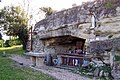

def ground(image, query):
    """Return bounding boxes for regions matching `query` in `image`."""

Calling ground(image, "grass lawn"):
[0,45,24,55]
[0,45,55,80]
[0,56,54,80]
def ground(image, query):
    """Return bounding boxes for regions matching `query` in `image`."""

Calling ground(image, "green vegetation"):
[0,39,22,48]
[104,0,116,9]
[112,37,120,40]
[94,0,120,17]
[0,6,29,50]
[0,40,4,47]
[0,56,54,80]
[3,39,22,47]
[0,45,24,55]
[115,55,120,61]
[40,7,55,18]
[0,46,54,80]
[78,64,112,80]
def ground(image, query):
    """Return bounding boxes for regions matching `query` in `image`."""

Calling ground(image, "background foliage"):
[0,6,29,50]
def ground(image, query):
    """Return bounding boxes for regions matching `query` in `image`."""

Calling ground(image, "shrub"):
[8,39,22,47]
[15,39,22,45]
[0,40,4,47]
[4,40,11,47]
[115,55,120,61]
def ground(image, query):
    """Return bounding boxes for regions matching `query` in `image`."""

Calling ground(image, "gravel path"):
[10,55,93,80]
[9,55,32,66]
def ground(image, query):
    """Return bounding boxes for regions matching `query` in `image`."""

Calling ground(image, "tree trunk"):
[18,30,28,51]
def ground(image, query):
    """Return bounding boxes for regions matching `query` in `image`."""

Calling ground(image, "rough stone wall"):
[32,35,44,53]
[95,15,120,39]
[34,6,90,32]
[90,39,120,53]
[43,44,75,56]
[32,0,120,53]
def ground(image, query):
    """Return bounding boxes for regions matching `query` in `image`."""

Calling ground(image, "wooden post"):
[30,26,32,51]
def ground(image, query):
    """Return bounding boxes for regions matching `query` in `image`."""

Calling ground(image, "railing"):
[60,54,84,66]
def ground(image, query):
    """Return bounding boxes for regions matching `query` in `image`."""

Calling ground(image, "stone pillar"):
[30,56,36,66]
[36,57,45,67]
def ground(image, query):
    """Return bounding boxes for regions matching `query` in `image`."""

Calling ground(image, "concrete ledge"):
[25,52,45,58]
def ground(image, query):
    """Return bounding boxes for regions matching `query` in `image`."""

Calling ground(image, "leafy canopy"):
[0,6,29,50]
[0,6,29,36]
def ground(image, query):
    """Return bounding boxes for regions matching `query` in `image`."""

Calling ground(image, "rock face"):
[111,70,120,80]
[31,1,120,54]
[90,39,120,53]
[34,6,91,40]
[32,37,44,53]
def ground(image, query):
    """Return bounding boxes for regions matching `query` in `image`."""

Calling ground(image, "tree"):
[0,33,2,40]
[0,6,29,50]
[40,7,55,18]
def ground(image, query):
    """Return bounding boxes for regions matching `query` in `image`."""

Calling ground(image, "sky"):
[0,0,93,10]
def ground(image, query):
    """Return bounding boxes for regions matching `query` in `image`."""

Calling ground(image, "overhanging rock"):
[31,0,120,53]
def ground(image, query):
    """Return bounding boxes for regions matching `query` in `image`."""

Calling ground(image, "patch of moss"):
[104,1,116,9]
[115,55,120,61]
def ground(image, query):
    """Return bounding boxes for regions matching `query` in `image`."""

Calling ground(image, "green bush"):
[0,40,4,47]
[4,40,11,47]
[3,39,22,47]
[115,55,120,61]
[14,39,22,45]
[9,40,15,46]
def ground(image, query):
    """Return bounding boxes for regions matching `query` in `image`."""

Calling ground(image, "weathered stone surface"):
[36,24,89,40]
[32,36,44,53]
[93,67,100,77]
[111,70,120,80]
[32,0,120,53]
[34,6,90,32]
[89,39,120,53]
[33,2,120,40]
[29,2,120,80]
